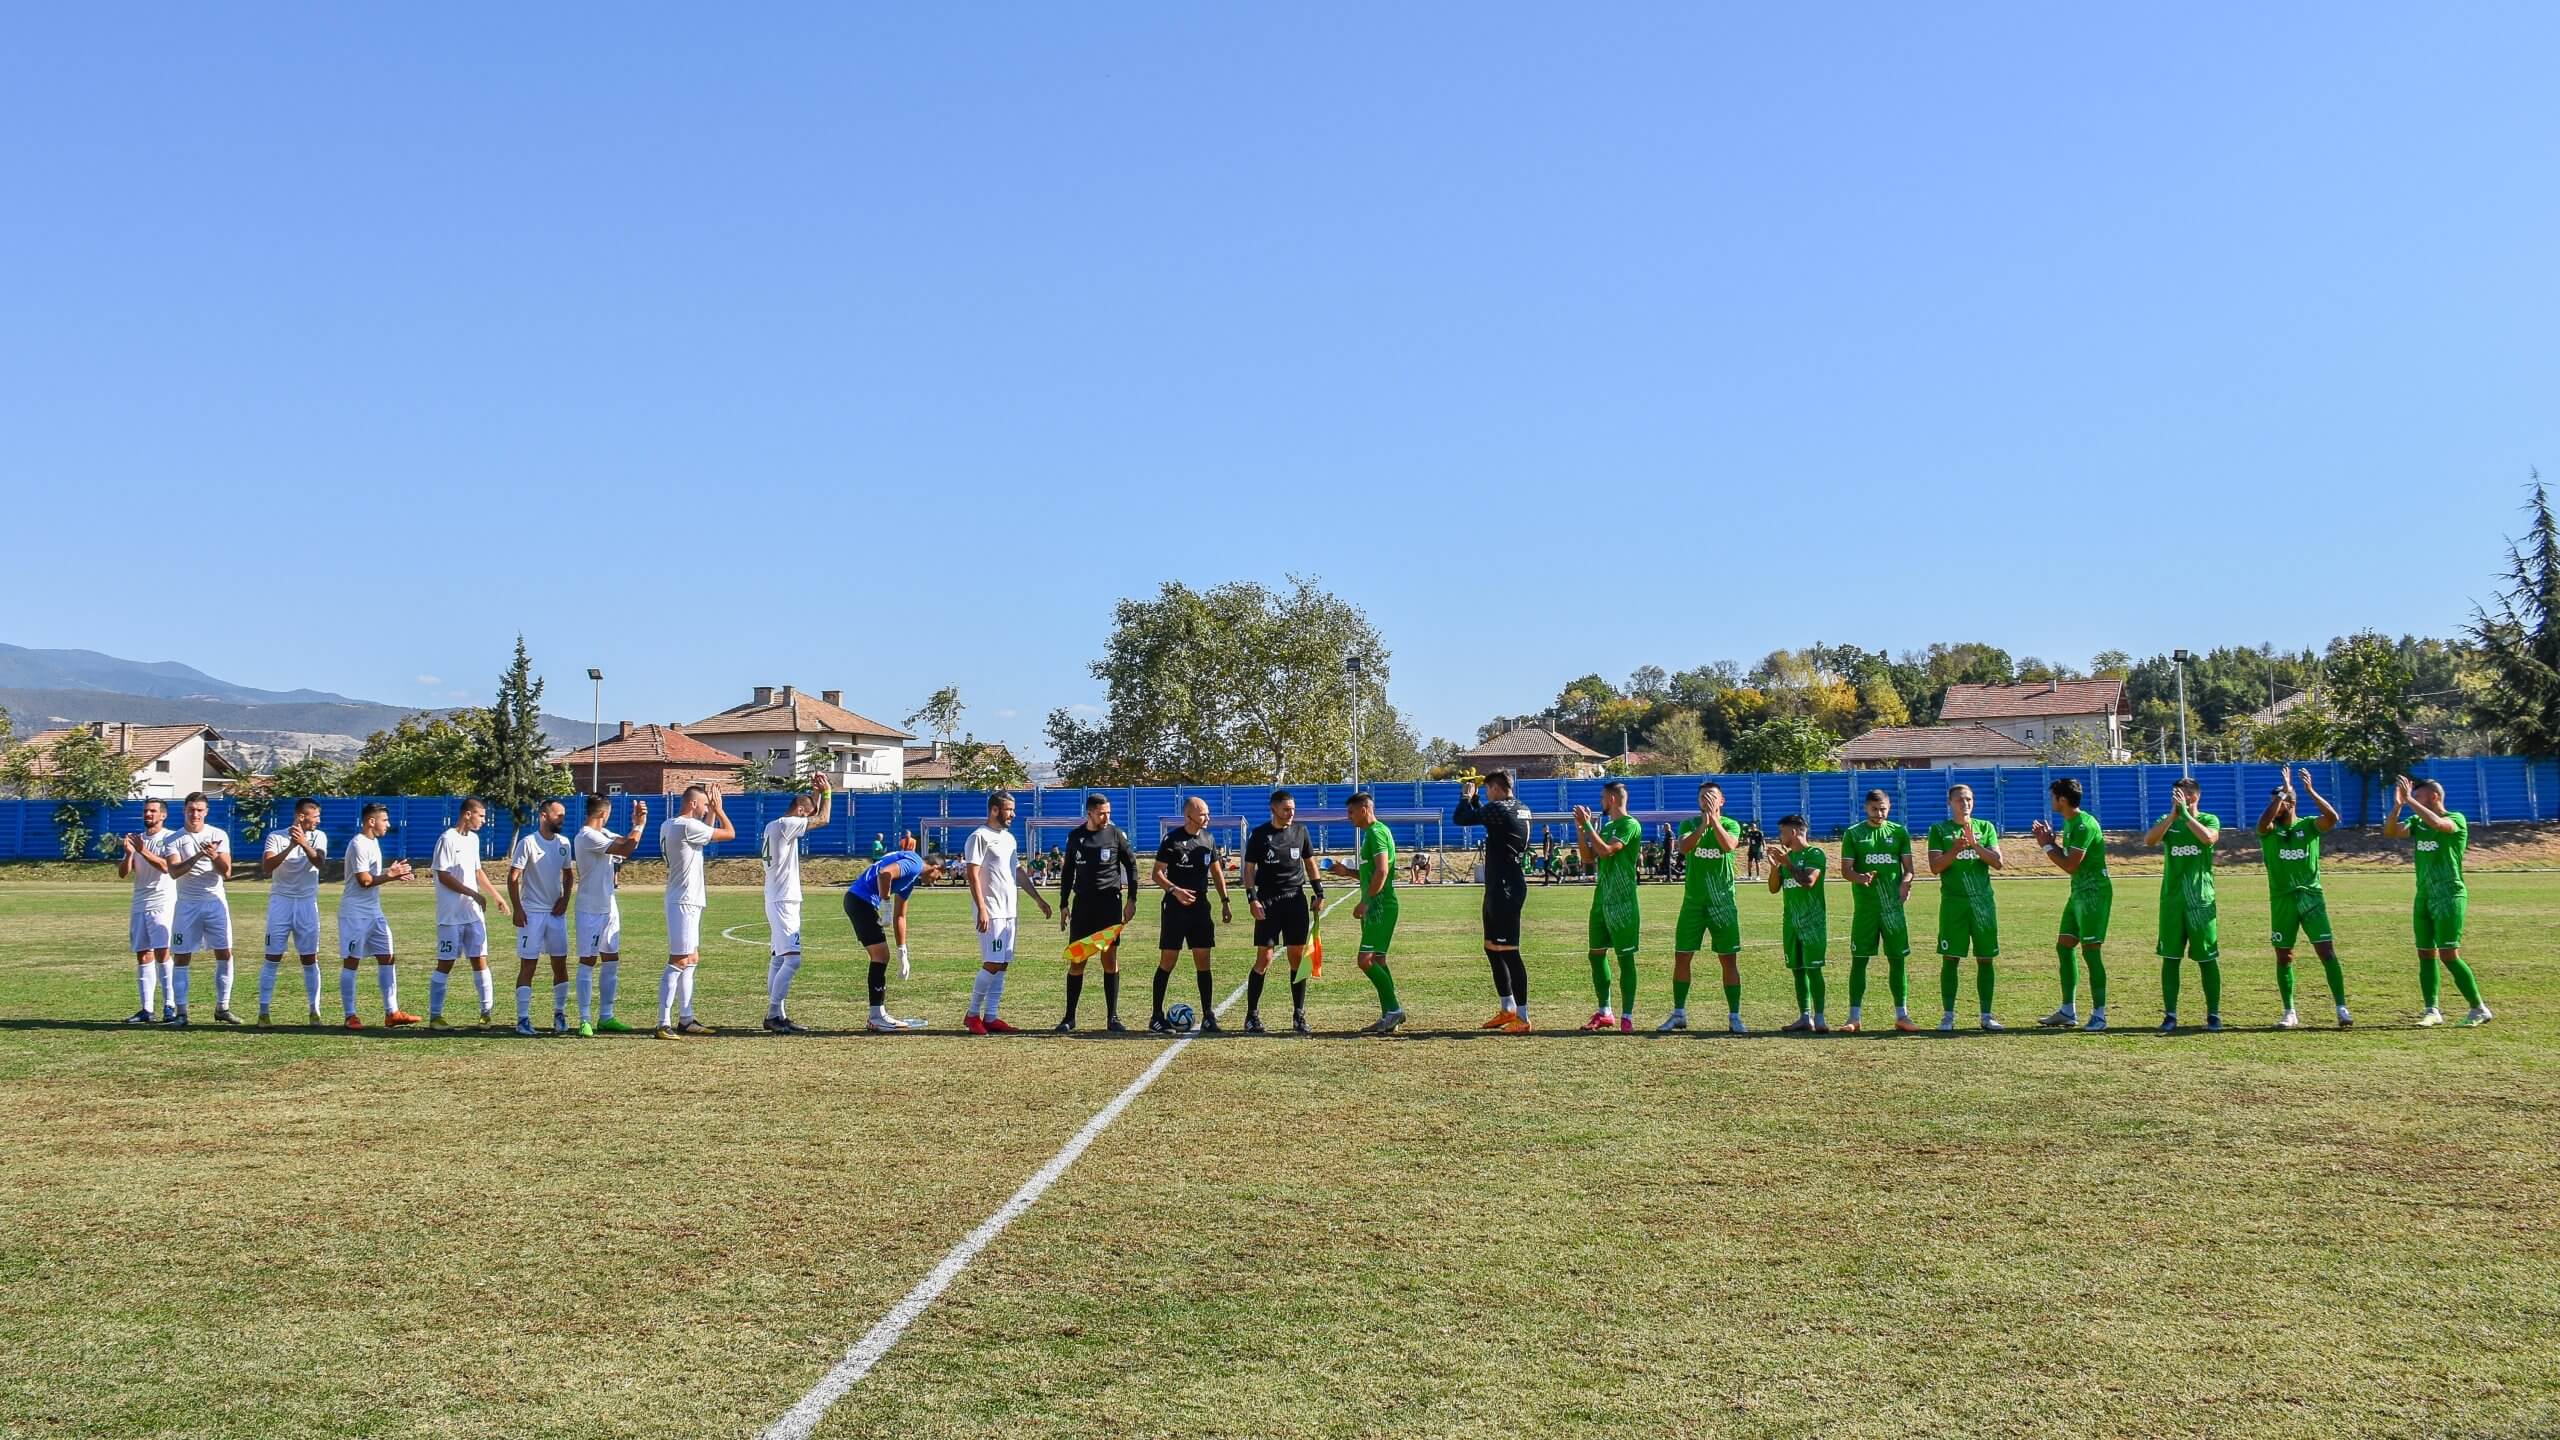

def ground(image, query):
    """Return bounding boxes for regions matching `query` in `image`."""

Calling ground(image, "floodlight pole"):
[2171,649,2192,776]
[1344,653,1365,791]
[586,668,603,795]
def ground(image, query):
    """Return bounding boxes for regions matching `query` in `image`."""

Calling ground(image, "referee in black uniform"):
[1054,793,1138,1032]
[1149,796,1231,1034]
[1240,788,1321,1035]
[1455,770,1533,1029]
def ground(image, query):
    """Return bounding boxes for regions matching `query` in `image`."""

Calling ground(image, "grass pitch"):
[0,871,2553,1439]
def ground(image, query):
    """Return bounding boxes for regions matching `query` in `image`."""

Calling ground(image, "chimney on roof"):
[753,686,775,706]
[781,685,796,703]
[2049,677,2060,694]
[822,690,842,707]
[618,720,633,741]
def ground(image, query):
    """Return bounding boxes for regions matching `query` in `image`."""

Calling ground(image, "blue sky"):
[5,4,2554,758]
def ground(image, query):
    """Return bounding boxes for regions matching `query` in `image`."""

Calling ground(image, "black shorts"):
[1482,875,1527,946]
[844,889,888,948]
[1068,894,1125,947]
[1253,892,1311,948]
[1159,900,1215,952]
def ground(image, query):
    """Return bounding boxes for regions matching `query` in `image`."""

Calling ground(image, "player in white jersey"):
[656,784,734,1038]
[338,801,420,1027]
[572,794,646,1035]
[164,791,238,1025]
[117,799,179,1023]
[257,797,330,1025]
[962,791,1055,1035]
[429,798,510,1026]
[759,773,834,1034]
[507,798,576,1037]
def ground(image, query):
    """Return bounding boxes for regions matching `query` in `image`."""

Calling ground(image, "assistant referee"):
[1054,793,1138,1032]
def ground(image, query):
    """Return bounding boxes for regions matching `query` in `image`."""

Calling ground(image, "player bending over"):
[1054,793,1138,1032]
[2386,775,2490,1027]
[843,847,945,1031]
[1839,788,1916,1033]
[1454,771,1533,1031]
[506,799,576,1036]
[1241,790,1322,1035]
[1666,782,1746,1034]
[165,792,238,1026]
[1576,781,1643,1032]
[2029,777,2113,1031]
[118,799,177,1024]
[964,792,1054,1034]
[1926,784,2005,1032]
[257,798,330,1025]
[1149,796,1231,1034]
[759,775,834,1033]
[2144,777,2223,1034]
[1319,792,1407,1035]
[2258,769,2350,1029]
[1769,815,1831,1032]
[656,785,735,1039]
[336,802,419,1027]
[572,796,645,1034]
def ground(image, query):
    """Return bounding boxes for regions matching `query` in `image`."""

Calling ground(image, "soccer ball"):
[1166,1003,1196,1032]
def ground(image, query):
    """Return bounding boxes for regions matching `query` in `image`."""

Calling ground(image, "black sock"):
[1506,951,1530,1008]
[1485,946,1508,1001]
[866,961,887,1007]
[1291,974,1307,1014]
[1063,971,1084,1022]
[1151,966,1170,1019]
[1247,968,1267,1018]
[1103,970,1121,1020]
[1195,966,1214,1011]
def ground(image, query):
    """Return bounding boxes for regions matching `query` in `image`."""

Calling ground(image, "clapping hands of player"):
[2030,819,2056,846]
[1571,804,1593,828]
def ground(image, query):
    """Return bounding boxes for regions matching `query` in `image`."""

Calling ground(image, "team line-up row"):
[103,764,2495,1039]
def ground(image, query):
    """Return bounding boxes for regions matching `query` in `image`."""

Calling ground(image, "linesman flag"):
[1307,906,1324,978]
[1063,923,1128,964]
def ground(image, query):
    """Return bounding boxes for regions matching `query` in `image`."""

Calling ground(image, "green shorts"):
[2269,887,2331,949]
[1357,895,1399,956]
[1936,888,2000,959]
[2059,876,2113,945]
[1587,895,1641,954]
[1784,919,1827,971]
[1675,890,1740,955]
[2157,883,2219,963]
[2413,892,2467,950]
[1849,895,1909,960]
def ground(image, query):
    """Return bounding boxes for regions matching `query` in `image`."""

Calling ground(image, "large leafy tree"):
[474,635,570,828]
[1045,577,1391,785]
[230,754,347,844]
[2467,478,2560,758]
[0,726,140,858]
[905,687,966,747]
[1638,709,1725,775]
[1729,715,1839,773]
[2326,631,2421,790]
[344,712,490,795]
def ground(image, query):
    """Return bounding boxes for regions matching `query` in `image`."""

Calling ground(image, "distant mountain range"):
[0,644,589,769]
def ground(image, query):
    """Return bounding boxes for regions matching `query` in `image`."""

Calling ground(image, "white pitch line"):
[760,892,1352,1440]
[718,921,768,947]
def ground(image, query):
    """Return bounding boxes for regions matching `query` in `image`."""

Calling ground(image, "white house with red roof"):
[682,686,914,791]
[1935,679,2128,760]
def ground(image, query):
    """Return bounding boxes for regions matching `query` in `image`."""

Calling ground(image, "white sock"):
[1981,1011,1995,1024]
[577,964,595,1022]
[658,965,679,1026]
[215,957,235,1008]
[516,984,533,1022]
[771,953,802,1018]
[258,959,281,1010]
[870,1003,891,1023]
[1848,1005,1862,1022]
[551,981,569,1020]
[137,961,157,1014]
[1497,993,1513,1014]
[1896,1004,1910,1020]
[473,966,495,1011]
[377,962,399,1013]
[340,967,359,1017]
[1517,1002,1529,1023]
[599,960,620,1018]
[173,965,192,1008]
[983,967,1007,1020]
[1942,1009,1956,1025]
[763,956,781,1016]
[967,970,990,1018]
[677,965,698,1020]
[429,970,450,1017]
[301,961,322,1008]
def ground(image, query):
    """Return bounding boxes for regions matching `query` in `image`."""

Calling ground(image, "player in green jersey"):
[2257,768,2351,1029]
[1576,781,1644,1032]
[1665,781,1748,1033]
[1838,788,1916,1033]
[2029,776,2113,1032]
[1925,783,2006,1032]
[1318,792,1406,1035]
[1767,814,1831,1032]
[2385,775,2491,1027]
[2143,777,2224,1033]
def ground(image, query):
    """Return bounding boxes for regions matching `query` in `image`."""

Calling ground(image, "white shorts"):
[576,905,622,959]
[667,901,704,957]
[174,898,232,954]
[265,895,322,956]
[977,916,1019,968]
[436,918,490,962]
[130,904,174,954]
[517,912,568,959]
[339,911,395,959]
[767,896,803,957]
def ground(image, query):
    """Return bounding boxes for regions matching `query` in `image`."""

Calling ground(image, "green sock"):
[1588,952,1612,1009]
[2056,943,2078,1010]
[2085,946,2108,1010]
[2199,960,2222,1016]
[2161,957,2181,1016]
[1616,950,1637,1014]
[1807,968,1827,1016]
[1888,956,1909,1008]
[2441,954,2482,1007]
[1722,980,1742,1016]
[2321,954,2347,1007]
[2276,960,2297,1011]
[1791,965,1811,1014]
[1848,955,1871,1010]
[1939,958,1960,1013]
[1672,974,1692,1010]
[1362,959,1400,1013]
[1975,959,1995,1014]
[2419,956,2440,1009]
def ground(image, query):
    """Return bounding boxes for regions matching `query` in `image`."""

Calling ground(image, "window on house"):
[607,783,625,796]
[2024,730,2037,742]
[154,759,171,773]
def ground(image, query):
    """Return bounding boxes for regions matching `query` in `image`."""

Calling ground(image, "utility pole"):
[2171,649,2193,776]
[586,668,603,796]
[1344,653,1365,790]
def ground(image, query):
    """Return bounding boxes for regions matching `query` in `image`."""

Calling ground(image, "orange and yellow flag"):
[1062,923,1128,964]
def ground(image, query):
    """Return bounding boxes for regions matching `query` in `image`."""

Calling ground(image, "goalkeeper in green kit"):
[1925,783,2006,1032]
[2029,776,2112,1031]
[2258,768,2350,1029]
[1576,782,1643,1032]
[1838,788,1916,1032]
[2145,776,2224,1033]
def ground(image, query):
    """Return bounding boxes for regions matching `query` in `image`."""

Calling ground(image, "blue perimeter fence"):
[2,756,2552,865]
